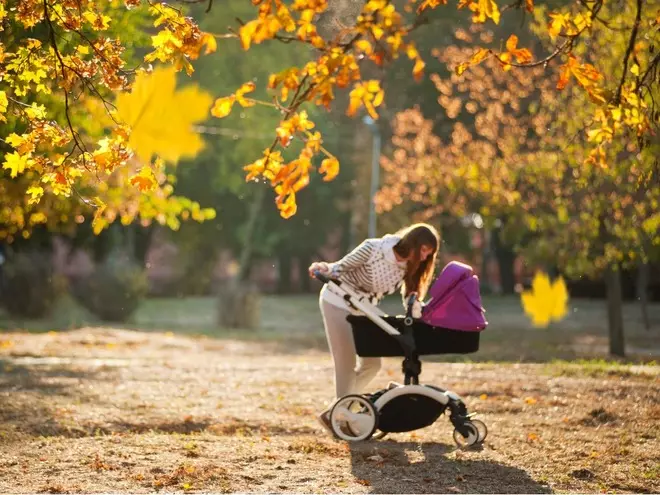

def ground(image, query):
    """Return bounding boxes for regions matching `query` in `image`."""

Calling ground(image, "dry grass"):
[1,327,658,494]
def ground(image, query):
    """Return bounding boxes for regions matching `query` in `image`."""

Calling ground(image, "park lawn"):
[0,294,658,493]
[0,293,658,363]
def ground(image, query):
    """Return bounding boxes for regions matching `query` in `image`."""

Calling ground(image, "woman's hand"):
[308,262,330,278]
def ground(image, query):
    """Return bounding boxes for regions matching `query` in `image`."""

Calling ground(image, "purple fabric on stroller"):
[421,261,487,332]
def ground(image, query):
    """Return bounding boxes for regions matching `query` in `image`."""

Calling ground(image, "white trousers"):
[319,288,381,401]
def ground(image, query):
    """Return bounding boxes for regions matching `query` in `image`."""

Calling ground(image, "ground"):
[0,295,658,493]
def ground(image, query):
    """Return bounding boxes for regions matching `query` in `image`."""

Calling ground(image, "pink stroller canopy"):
[421,261,487,332]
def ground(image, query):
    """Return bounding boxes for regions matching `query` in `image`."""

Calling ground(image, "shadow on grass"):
[0,358,117,439]
[348,440,552,494]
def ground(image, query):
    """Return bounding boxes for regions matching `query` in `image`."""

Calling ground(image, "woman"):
[309,223,440,433]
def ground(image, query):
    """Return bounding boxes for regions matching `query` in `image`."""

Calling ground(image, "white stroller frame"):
[315,271,487,446]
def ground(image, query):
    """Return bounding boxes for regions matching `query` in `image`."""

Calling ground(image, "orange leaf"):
[129,166,157,192]
[505,34,519,52]
[355,39,373,55]
[557,68,570,90]
[417,0,446,14]
[469,47,490,66]
[319,157,339,182]
[455,62,469,76]
[413,58,426,82]
[236,81,256,107]
[239,20,260,50]
[277,192,297,219]
[211,96,236,118]
[548,12,569,38]
[525,0,534,12]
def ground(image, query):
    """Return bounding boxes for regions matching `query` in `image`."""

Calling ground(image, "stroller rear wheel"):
[329,395,378,441]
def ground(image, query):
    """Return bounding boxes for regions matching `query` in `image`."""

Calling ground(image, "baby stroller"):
[314,261,488,446]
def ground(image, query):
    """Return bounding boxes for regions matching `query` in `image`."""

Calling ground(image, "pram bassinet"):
[347,315,480,357]
[347,261,486,358]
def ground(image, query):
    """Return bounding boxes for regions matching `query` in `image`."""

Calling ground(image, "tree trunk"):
[216,187,265,329]
[298,252,312,293]
[133,224,155,267]
[492,228,516,294]
[216,282,260,330]
[637,261,650,331]
[237,186,266,282]
[605,266,625,357]
[277,253,292,294]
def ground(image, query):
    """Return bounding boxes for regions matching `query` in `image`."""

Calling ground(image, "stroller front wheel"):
[329,395,378,442]
[453,421,480,447]
[470,418,488,442]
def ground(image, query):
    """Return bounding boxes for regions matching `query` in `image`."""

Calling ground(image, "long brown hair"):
[393,223,440,300]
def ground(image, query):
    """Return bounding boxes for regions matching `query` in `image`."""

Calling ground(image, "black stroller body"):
[315,267,488,446]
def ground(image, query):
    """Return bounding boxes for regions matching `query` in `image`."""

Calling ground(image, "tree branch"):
[615,0,643,104]
[640,52,660,87]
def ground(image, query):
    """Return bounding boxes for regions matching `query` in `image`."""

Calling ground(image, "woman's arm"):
[326,240,375,276]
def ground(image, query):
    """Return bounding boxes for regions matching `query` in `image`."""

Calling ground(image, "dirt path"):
[0,328,658,494]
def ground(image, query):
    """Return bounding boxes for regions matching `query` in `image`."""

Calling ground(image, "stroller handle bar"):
[313,270,333,285]
[314,270,418,326]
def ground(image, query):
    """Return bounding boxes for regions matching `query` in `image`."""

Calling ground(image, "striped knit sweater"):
[322,234,407,311]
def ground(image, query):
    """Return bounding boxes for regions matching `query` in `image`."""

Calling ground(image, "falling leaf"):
[479,393,488,400]
[527,432,540,442]
[115,66,212,164]
[356,479,372,486]
[524,397,538,405]
[521,272,569,328]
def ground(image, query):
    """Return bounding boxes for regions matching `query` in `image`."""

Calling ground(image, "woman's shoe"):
[317,410,334,436]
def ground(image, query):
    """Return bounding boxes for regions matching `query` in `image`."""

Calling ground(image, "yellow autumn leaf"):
[470,0,500,24]
[521,272,569,328]
[413,58,426,81]
[2,152,31,178]
[470,47,491,65]
[129,166,158,192]
[92,198,108,235]
[456,62,469,76]
[235,82,256,108]
[26,185,44,205]
[115,66,213,164]
[211,96,236,118]
[0,90,7,123]
[319,157,339,182]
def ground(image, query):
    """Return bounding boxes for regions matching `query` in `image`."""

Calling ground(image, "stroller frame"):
[316,272,487,446]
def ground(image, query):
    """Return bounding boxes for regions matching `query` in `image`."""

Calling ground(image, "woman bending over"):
[309,223,440,433]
